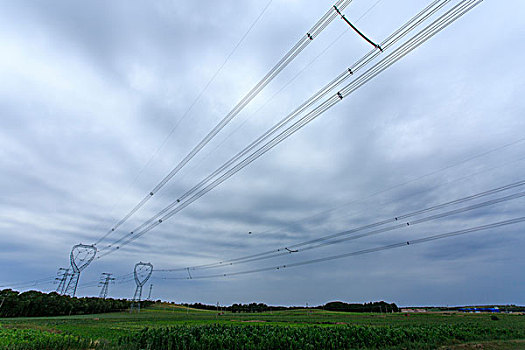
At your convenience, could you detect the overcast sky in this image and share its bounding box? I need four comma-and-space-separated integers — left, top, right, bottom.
1, 0, 524, 307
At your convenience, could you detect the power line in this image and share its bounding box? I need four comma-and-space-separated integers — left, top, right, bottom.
0, 276, 56, 290
94, 0, 274, 245
98, 0, 481, 257
155, 216, 525, 280
334, 5, 382, 50
249, 137, 525, 241
154, 180, 525, 272
99, 0, 453, 253
97, 0, 466, 255
79, 168, 525, 286
87, 179, 516, 286
21, 155, 525, 291
173, 0, 388, 181
94, 0, 353, 246
91, 180, 522, 285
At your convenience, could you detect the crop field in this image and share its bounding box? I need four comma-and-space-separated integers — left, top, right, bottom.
0, 304, 524, 349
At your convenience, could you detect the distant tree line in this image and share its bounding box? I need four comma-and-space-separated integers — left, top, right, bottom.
230, 303, 286, 313
181, 302, 291, 313
321, 301, 399, 313
0, 289, 153, 318
182, 301, 399, 313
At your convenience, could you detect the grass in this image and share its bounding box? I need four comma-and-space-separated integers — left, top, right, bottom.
1, 304, 524, 349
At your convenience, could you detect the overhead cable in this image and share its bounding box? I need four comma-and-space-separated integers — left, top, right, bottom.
155, 216, 525, 280
98, 0, 456, 254
94, 0, 274, 245
94, 0, 353, 246
98, 0, 482, 257
155, 182, 525, 272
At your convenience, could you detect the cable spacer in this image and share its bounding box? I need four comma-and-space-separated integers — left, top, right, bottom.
307, 32, 313, 40
337, 92, 343, 100
150, 192, 154, 196
158, 219, 163, 223
348, 68, 353, 74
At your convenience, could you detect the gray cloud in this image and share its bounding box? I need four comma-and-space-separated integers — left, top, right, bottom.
0, 0, 524, 306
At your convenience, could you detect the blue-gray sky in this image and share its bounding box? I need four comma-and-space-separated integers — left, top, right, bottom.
1, 0, 524, 306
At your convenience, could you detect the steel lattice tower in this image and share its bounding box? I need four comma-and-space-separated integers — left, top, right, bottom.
131, 262, 153, 312
98, 273, 115, 299
55, 268, 70, 294
147, 284, 153, 301
64, 244, 97, 297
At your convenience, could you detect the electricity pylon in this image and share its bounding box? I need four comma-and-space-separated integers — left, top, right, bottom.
131, 262, 153, 312
64, 244, 97, 297
55, 268, 70, 294
147, 284, 153, 301
98, 273, 115, 299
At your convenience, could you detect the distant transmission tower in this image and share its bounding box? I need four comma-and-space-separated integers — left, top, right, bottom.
64, 244, 97, 297
55, 268, 70, 294
131, 262, 153, 312
98, 273, 115, 299
147, 284, 153, 301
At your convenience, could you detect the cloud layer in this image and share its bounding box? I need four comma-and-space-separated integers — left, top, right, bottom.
1, 0, 524, 306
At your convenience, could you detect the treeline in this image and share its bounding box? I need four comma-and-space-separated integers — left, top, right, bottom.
0, 289, 153, 318
181, 302, 293, 313
181, 302, 284, 313
182, 301, 399, 313
322, 301, 399, 313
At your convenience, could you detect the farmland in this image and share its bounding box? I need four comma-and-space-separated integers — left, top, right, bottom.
1, 304, 524, 349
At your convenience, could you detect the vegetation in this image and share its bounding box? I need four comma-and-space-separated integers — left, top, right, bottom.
0, 302, 523, 349
322, 301, 399, 313
0, 327, 95, 350
184, 301, 399, 313
117, 323, 524, 350
0, 289, 152, 318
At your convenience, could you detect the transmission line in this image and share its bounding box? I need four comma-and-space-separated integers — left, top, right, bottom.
98, 0, 472, 255
91, 180, 523, 284
84, 169, 523, 287
94, 145, 519, 287
172, 0, 387, 182
94, 0, 353, 246
94, 0, 274, 245
98, 0, 482, 257
249, 136, 525, 242
99, 0, 450, 252
0, 276, 56, 290
154, 180, 525, 272
155, 216, 525, 280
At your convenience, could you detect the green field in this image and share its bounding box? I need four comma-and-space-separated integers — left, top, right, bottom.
1, 304, 524, 349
